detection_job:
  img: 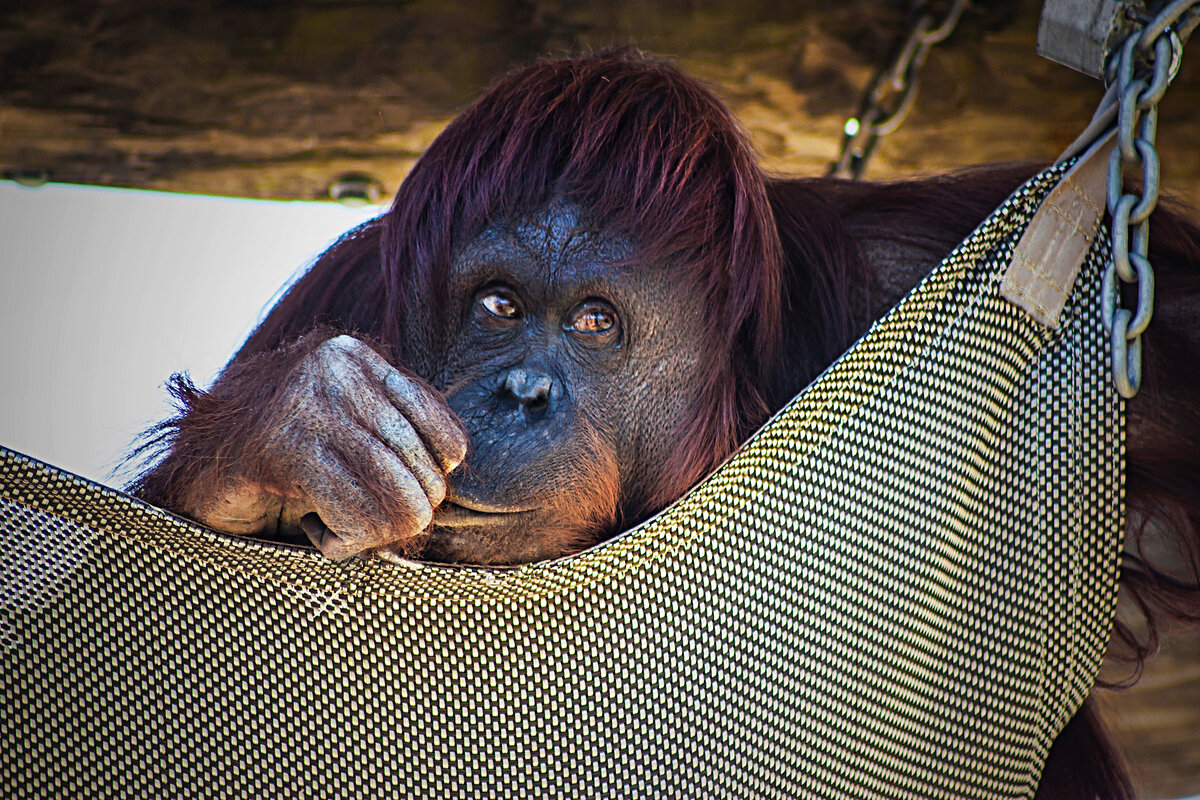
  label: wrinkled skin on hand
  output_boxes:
[192,335,468,561]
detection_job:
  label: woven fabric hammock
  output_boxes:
[1,163,1122,799]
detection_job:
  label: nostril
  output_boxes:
[524,390,549,411]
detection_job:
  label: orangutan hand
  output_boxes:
[192,335,468,561]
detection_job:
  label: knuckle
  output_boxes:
[384,367,410,396]
[314,335,366,372]
[325,334,361,352]
[312,348,342,376]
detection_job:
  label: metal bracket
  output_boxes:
[1037,0,1142,77]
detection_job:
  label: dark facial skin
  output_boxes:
[404,206,709,564]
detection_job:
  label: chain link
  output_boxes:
[829,0,1196,394]
[1102,1,1194,398]
[829,0,969,179]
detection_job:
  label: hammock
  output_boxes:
[0,162,1122,799]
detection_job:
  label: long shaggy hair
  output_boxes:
[380,49,785,510]
[242,49,786,515]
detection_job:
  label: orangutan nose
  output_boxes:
[499,367,554,411]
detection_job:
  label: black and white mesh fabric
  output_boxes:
[0,164,1123,799]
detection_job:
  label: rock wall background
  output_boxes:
[3,0,1199,204]
[2,1,1197,795]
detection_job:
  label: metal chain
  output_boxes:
[1102,0,1196,398]
[829,0,970,179]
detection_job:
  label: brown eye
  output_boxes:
[480,291,520,319]
[567,302,618,336]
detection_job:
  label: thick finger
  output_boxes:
[317,337,448,503]
[383,370,469,472]
[349,385,447,507]
[338,423,437,533]
[295,453,385,560]
[321,335,468,471]
[297,438,433,560]
[333,339,468,472]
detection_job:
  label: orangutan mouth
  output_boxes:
[433,500,536,527]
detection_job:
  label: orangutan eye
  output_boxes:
[566,301,619,336]
[480,290,521,320]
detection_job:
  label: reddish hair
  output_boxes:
[379,49,784,507]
